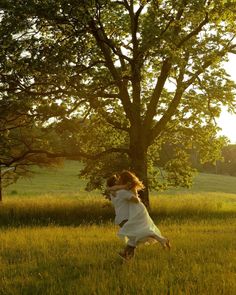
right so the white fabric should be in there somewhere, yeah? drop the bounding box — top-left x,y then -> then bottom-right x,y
117,193 -> 166,246
110,189 -> 134,225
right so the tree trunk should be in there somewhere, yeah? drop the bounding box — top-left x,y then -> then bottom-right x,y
0,166 -> 2,202
129,127 -> 149,208
130,145 -> 149,208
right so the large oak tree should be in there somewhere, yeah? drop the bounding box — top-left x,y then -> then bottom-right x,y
1,0 -> 236,206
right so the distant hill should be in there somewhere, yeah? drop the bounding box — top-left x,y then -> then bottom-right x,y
4,160 -> 236,197
161,172 -> 236,195
4,161 -> 91,197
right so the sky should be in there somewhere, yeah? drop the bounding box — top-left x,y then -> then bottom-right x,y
217,54 -> 236,144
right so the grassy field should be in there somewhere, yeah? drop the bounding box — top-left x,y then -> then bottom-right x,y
1,161 -> 236,295
4,160 -> 236,196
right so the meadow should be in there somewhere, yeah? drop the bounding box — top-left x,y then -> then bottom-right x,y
0,161 -> 236,295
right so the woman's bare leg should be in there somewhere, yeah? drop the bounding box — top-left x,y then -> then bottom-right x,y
150,235 -> 171,250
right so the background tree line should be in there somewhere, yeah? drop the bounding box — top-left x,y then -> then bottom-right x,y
158,142 -> 236,176
195,144 -> 236,176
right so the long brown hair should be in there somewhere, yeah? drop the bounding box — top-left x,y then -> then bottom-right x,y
119,170 -> 145,191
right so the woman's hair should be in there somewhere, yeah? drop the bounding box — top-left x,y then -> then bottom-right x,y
106,174 -> 118,187
119,170 -> 145,191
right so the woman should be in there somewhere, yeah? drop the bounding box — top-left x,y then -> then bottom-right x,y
107,170 -> 171,260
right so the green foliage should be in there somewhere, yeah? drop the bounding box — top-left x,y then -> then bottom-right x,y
0,119 -> 63,191
79,153 -> 130,191
49,114 -> 130,190
164,148 -> 197,188
1,0 -> 236,198
216,144 -> 236,176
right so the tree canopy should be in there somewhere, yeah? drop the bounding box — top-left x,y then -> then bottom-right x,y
0,0 -> 236,205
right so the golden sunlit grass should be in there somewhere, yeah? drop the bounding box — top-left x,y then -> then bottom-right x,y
1,163 -> 236,294
0,192 -> 236,295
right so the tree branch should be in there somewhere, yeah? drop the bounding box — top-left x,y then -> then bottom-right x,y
177,14 -> 209,48
185,42 -> 236,87
149,87 -> 184,144
144,58 -> 172,128
86,9 -> 134,122
148,56 -> 188,144
149,41 -> 235,144
96,108 -> 129,132
16,147 -> 130,161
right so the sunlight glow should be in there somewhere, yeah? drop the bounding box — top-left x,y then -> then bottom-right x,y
218,54 -> 236,143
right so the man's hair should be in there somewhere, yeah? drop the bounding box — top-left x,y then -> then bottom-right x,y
106,174 -> 118,187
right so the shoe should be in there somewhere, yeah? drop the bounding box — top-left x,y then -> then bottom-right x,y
126,245 -> 135,258
118,245 -> 135,261
118,251 -> 129,261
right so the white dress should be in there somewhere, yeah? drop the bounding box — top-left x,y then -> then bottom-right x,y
110,189 -> 132,225
117,191 -> 166,246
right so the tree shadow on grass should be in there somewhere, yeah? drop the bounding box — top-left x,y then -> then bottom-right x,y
0,204 -> 235,228
152,210 -> 236,224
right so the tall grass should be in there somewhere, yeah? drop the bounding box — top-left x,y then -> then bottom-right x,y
1,193 -> 235,227
0,194 -> 235,294
0,164 -> 236,294
0,218 -> 235,295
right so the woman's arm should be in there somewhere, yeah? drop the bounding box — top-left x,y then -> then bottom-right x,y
129,195 -> 140,203
129,188 -> 140,202
106,184 -> 127,191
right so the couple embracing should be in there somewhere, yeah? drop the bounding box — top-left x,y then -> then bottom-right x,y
105,170 -> 171,261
